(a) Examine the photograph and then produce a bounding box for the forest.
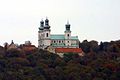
[0,40,120,80]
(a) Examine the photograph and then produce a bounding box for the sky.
[0,0,120,46]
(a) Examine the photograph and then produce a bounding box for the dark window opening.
[59,41,61,43]
[46,33,48,37]
[67,34,69,37]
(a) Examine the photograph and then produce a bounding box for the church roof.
[50,35,78,40]
[55,48,83,53]
[71,36,79,40]
[51,35,64,40]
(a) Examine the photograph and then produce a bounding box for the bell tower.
[64,21,71,47]
[38,18,51,49]
[38,19,44,49]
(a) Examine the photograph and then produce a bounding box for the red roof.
[20,44,36,51]
[55,48,83,53]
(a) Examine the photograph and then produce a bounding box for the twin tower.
[38,18,79,49]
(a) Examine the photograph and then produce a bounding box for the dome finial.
[66,20,70,26]
[45,16,48,21]
[46,16,48,19]
[41,18,43,21]
[67,20,69,25]
[40,18,44,23]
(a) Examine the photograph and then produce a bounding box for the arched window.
[67,34,69,37]
[46,33,48,37]
[59,41,61,43]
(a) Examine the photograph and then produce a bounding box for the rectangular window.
[67,34,69,37]
[68,41,69,43]
[59,41,61,43]
[46,33,48,37]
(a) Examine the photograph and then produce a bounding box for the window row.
[52,40,64,43]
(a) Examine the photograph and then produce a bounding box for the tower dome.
[39,19,44,30]
[44,18,50,29]
[40,19,44,24]
[45,18,49,25]
[45,18,49,22]
[65,21,71,31]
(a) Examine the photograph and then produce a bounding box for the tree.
[79,40,90,53]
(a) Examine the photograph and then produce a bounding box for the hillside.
[0,40,120,80]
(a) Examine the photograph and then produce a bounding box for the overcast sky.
[0,0,120,46]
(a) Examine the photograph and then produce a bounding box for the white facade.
[38,18,79,49]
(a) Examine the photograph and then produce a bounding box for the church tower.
[38,18,51,49]
[43,18,51,48]
[38,19,44,49]
[64,21,71,47]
